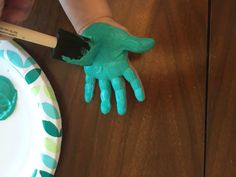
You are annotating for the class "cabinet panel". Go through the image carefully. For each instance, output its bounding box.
[207,0,236,177]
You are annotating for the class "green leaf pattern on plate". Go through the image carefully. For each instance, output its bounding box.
[44,86,56,101]
[0,50,4,59]
[41,154,58,169]
[44,137,60,153]
[1,43,61,177]
[25,68,42,84]
[7,50,36,68]
[24,57,36,68]
[39,170,54,177]
[43,120,62,137]
[31,169,38,177]
[42,102,60,119]
[32,85,41,96]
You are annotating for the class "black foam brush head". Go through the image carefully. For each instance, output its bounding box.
[52,29,90,61]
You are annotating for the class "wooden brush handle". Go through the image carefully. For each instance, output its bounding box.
[0,21,57,48]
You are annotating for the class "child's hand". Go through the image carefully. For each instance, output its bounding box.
[0,0,35,24]
[63,22,155,115]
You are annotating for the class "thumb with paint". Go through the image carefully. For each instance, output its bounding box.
[59,0,155,115]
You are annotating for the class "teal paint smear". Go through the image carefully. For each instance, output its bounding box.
[0,76,17,120]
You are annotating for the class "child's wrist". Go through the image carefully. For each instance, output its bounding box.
[76,16,112,34]
[76,16,127,34]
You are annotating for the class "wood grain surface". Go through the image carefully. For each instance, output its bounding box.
[20,0,208,176]
[206,0,236,177]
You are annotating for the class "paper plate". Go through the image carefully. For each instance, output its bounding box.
[0,40,62,177]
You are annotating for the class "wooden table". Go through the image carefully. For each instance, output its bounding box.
[19,0,236,176]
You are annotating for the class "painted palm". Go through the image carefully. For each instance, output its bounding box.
[63,23,155,115]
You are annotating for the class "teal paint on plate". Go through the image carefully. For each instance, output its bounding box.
[0,75,17,120]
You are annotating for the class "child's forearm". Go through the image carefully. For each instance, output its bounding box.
[59,0,113,33]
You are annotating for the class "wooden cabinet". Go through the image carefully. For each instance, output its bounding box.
[20,0,235,176]
[207,0,236,177]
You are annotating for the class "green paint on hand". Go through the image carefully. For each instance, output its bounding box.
[0,76,17,121]
[77,23,154,115]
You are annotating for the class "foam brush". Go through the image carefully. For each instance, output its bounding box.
[0,21,90,62]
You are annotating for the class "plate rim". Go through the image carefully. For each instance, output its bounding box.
[0,39,62,177]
